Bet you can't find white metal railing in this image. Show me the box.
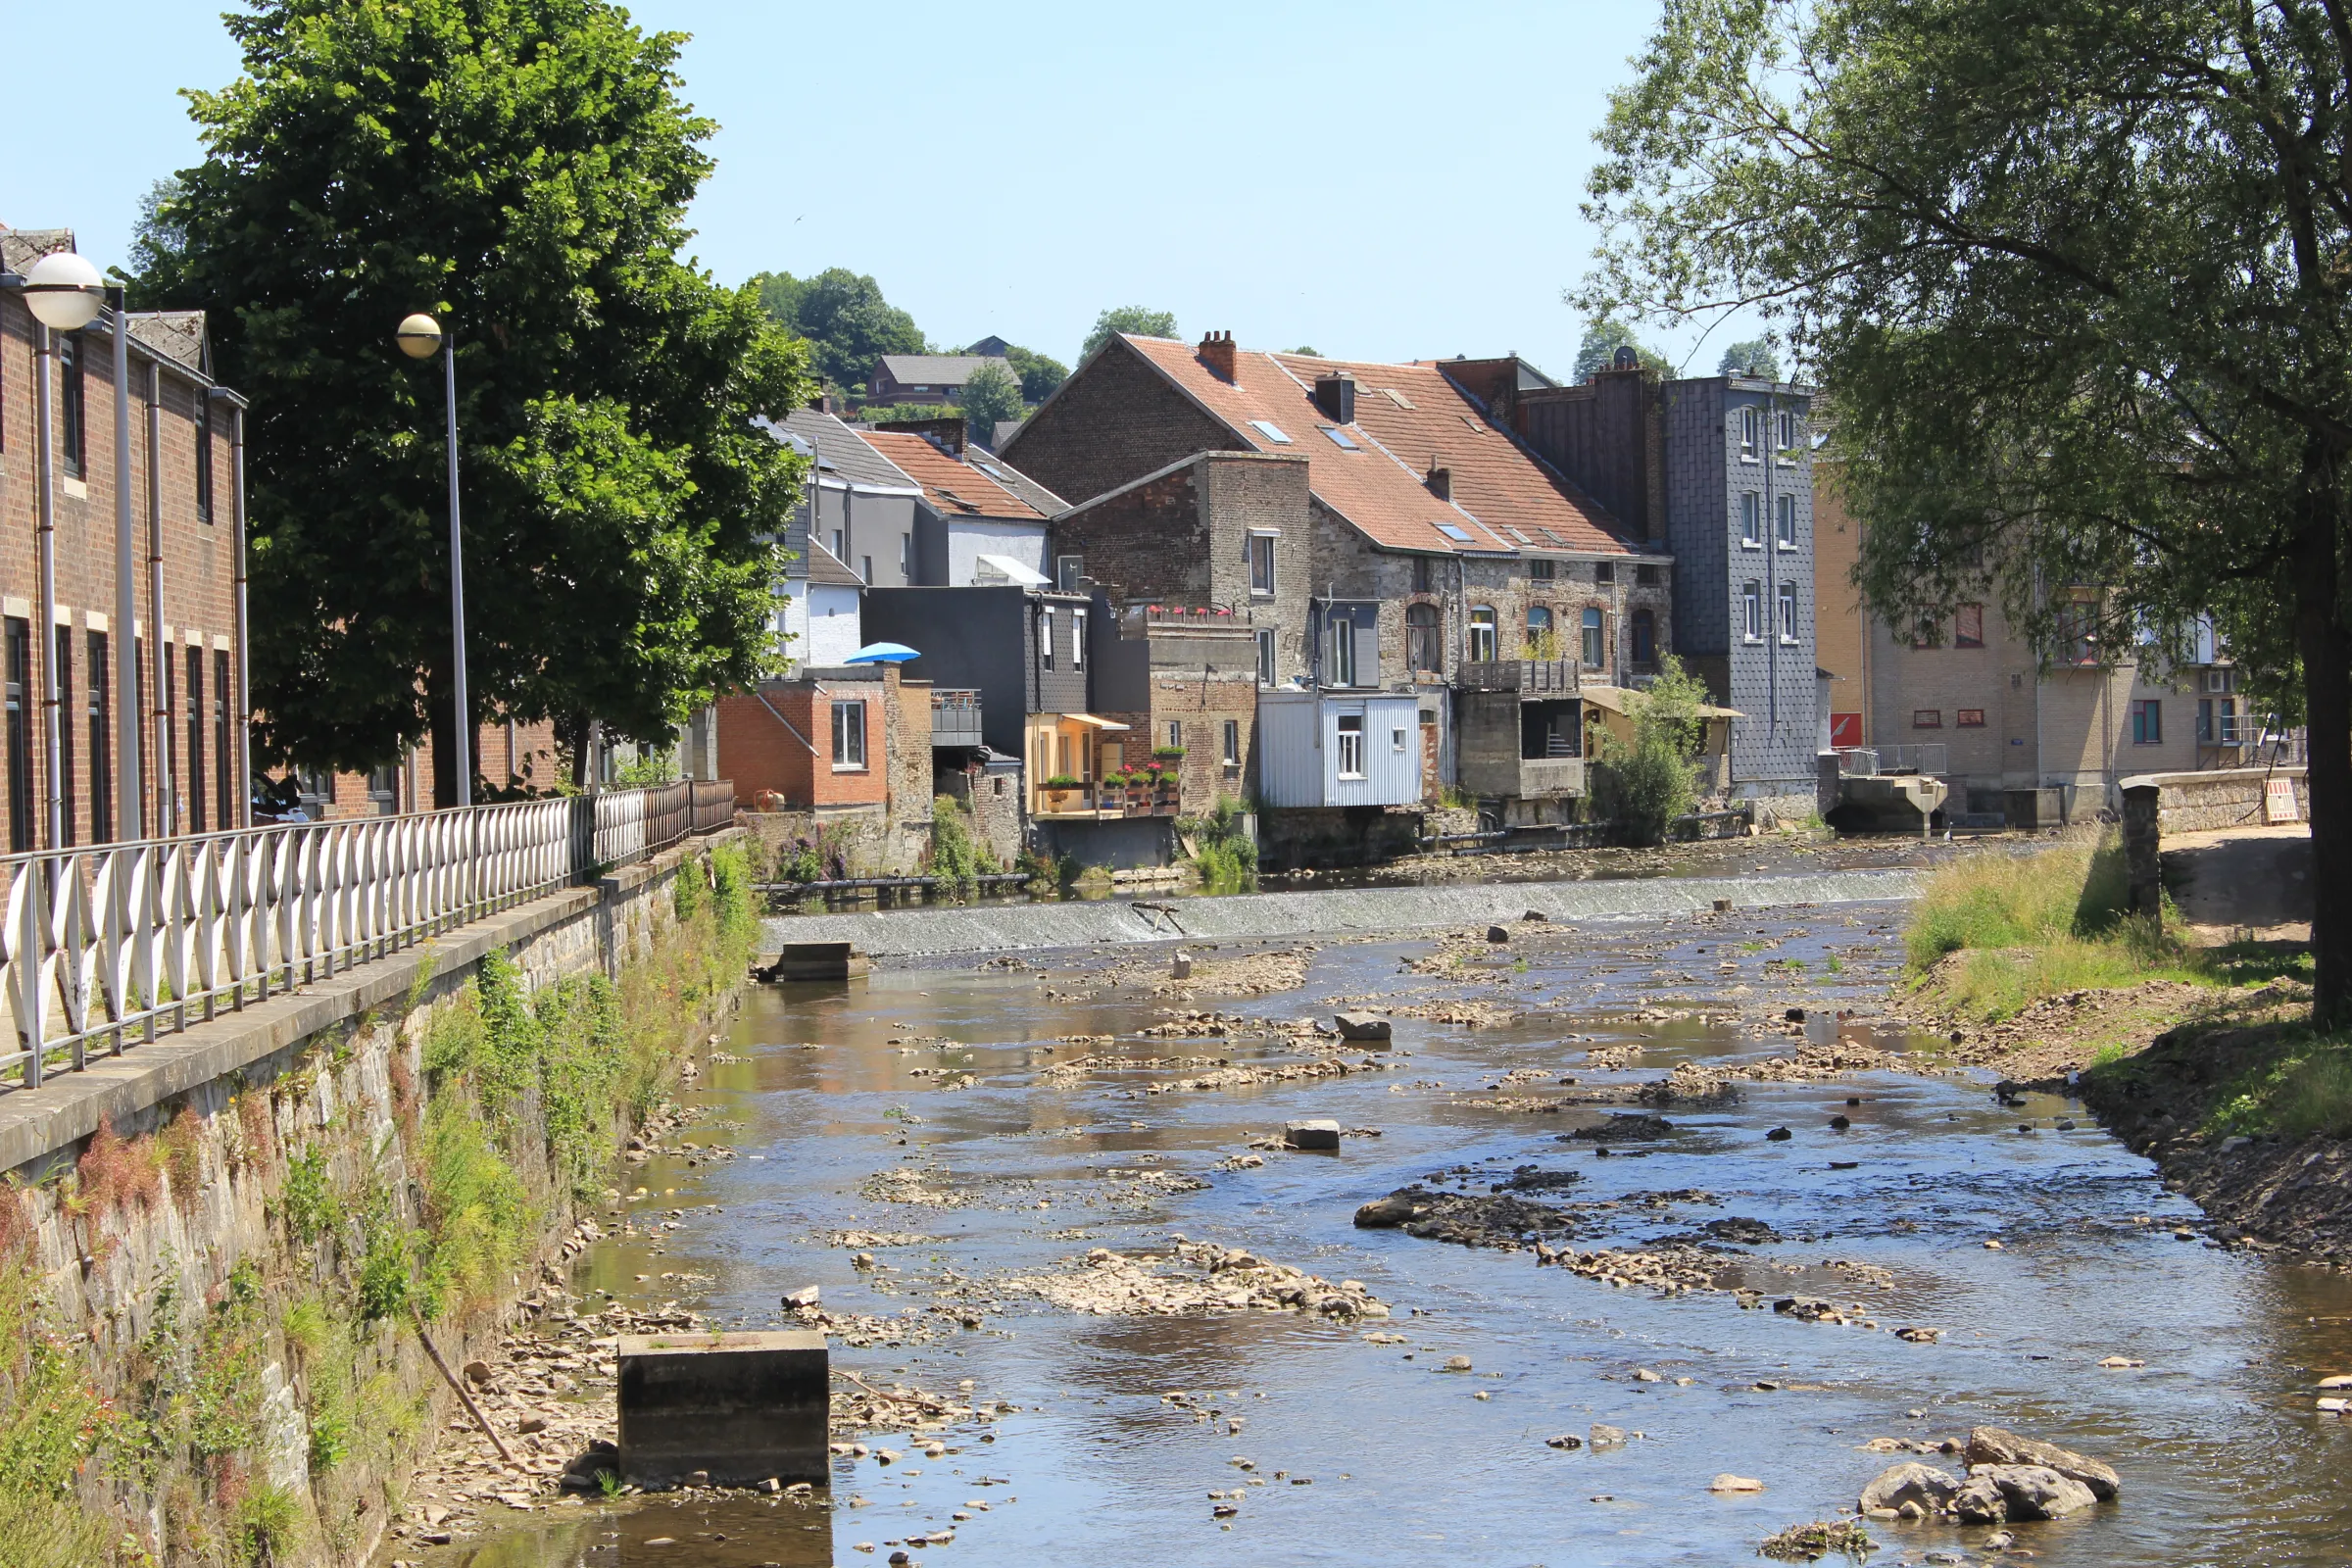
[1838,744,1947,777]
[0,782,733,1092]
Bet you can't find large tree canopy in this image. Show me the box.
[139,0,810,799]
[1583,0,2352,1021]
[752,267,924,393]
[1081,306,1179,363]
[1570,317,1670,382]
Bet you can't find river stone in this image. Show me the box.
[1857,1462,1960,1515]
[1590,1424,1628,1448]
[1486,925,1511,943]
[1709,1473,1765,1493]
[1170,952,1193,980]
[1974,1463,2098,1519]
[1352,1194,1420,1228]
[1284,1120,1342,1151]
[1964,1424,2121,1499]
[1334,1011,1394,1043]
[1950,1473,2008,1523]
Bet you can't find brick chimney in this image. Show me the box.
[1199,329,1237,381]
[1426,460,1452,502]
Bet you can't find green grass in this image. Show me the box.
[1903,831,2218,1020]
[2204,1027,2352,1140]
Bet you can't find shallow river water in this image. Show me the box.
[412,895,2352,1568]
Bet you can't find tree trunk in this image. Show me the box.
[563,712,594,793]
[2292,447,2352,1027]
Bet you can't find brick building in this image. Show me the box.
[867,353,1016,408]
[0,225,244,848]
[1009,331,1672,819]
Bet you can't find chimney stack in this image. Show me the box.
[1426,460,1452,502]
[1199,329,1237,381]
[1313,371,1357,425]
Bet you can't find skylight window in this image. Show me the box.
[1459,416,1485,433]
[1380,387,1416,410]
[1318,426,1359,450]
[1436,522,1473,542]
[972,460,1009,480]
[1249,419,1294,444]
[1505,527,1533,544]
[1540,527,1565,546]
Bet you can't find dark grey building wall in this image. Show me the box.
[1661,377,1818,790]
[863,587,1034,756]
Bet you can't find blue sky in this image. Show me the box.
[3,2,1734,378]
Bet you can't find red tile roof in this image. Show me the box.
[1117,336,1640,557]
[858,430,1054,522]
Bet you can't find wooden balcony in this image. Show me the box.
[1457,659,1580,694]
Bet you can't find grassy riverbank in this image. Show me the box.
[1899,831,2352,1257]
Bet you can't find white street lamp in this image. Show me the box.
[21,251,104,333]
[396,313,470,808]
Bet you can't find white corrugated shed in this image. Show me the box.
[1256,691,1422,808]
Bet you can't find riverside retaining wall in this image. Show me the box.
[2118,765,2308,836]
[0,829,750,1566]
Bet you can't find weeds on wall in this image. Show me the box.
[1178,796,1258,892]
[927,795,994,894]
[1588,656,1706,847]
[0,841,762,1565]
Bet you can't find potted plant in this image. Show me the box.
[1042,774,1083,812]
[1152,757,1183,811]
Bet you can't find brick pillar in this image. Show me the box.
[2122,781,2162,922]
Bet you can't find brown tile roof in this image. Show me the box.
[1118,336,1641,557]
[858,430,1057,522]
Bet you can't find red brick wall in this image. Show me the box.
[0,296,241,846]
[717,680,889,809]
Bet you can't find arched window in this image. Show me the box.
[1526,606,1554,659]
[1580,606,1606,668]
[1405,604,1442,673]
[1468,606,1497,663]
[1631,607,1655,666]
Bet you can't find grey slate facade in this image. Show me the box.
[860,586,1092,757]
[1660,375,1818,804]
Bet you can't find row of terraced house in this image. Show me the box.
[710,329,1829,870]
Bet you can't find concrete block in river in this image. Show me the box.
[618,1330,829,1487]
[761,942,870,982]
[1285,1119,1343,1151]
[1334,1011,1392,1043]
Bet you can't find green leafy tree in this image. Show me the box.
[1003,343,1067,402]
[1081,306,1180,363]
[1590,654,1705,846]
[1288,345,1322,357]
[957,361,1026,448]
[1717,337,1779,378]
[138,0,811,802]
[752,267,924,393]
[1571,317,1671,381]
[1581,0,2352,1018]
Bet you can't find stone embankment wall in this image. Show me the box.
[2118,765,2308,836]
[0,831,758,1567]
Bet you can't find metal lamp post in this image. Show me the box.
[396,313,470,808]
[10,252,125,851]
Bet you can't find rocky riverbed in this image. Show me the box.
[379,879,2352,1568]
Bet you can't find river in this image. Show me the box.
[402,876,2352,1568]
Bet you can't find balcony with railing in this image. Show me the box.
[931,688,984,747]
[1457,659,1580,694]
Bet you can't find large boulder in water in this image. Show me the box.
[1950,1473,2008,1523]
[1857,1462,1960,1515]
[1964,1425,2120,1499]
[1974,1463,2098,1519]
[1334,1011,1393,1043]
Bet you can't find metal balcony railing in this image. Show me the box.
[1457,659,1580,694]
[0,780,734,1092]
[1837,745,1947,776]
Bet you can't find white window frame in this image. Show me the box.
[1221,718,1241,766]
[1039,606,1054,671]
[1073,608,1087,667]
[900,532,912,577]
[1742,581,1763,643]
[1740,492,1762,548]
[1775,494,1797,550]
[1775,408,1797,462]
[1580,607,1605,668]
[1391,724,1408,754]
[1249,531,1278,597]
[1336,713,1365,779]
[831,699,867,770]
[1778,579,1799,643]
[1468,606,1497,663]
[1328,612,1356,687]
[1739,405,1760,461]
[1255,627,1276,686]
[1056,554,1084,591]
